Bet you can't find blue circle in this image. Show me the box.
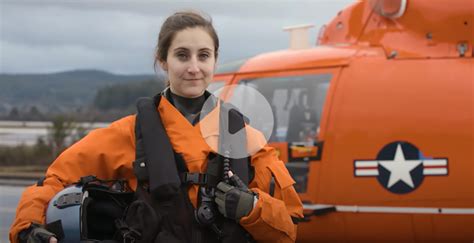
[375,141,424,194]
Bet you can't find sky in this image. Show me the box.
[0,0,355,75]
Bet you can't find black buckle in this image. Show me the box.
[78,175,97,185]
[182,172,208,185]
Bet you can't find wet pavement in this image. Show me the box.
[0,184,31,242]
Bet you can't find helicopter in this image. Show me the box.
[211,0,474,241]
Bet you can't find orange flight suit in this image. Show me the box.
[10,97,303,243]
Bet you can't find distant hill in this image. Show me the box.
[0,69,165,114]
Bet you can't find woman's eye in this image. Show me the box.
[199,53,210,60]
[177,53,188,60]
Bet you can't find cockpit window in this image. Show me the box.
[238,74,332,193]
[242,73,332,143]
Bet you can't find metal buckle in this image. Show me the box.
[184,173,208,185]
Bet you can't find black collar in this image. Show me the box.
[160,88,218,125]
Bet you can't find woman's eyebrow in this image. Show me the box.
[173,47,212,53]
[173,47,189,52]
[199,48,213,52]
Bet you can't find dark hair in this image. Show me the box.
[154,10,219,69]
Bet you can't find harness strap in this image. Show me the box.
[218,103,250,185]
[136,96,181,199]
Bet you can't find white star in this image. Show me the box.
[378,144,422,188]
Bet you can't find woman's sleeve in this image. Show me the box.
[9,115,136,243]
[240,145,304,242]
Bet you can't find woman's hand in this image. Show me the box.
[19,223,57,243]
[215,172,257,220]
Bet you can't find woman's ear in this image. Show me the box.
[159,60,168,71]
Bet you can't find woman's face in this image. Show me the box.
[160,27,216,98]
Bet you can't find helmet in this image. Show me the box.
[45,178,134,242]
[46,184,83,243]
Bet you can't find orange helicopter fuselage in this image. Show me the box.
[213,0,473,241]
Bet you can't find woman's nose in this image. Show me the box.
[187,57,200,73]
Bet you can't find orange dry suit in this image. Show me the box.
[10,92,303,243]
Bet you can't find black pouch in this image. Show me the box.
[121,183,196,243]
[120,199,161,243]
[151,185,191,243]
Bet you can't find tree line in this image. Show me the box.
[1,79,166,122]
[94,79,165,111]
[0,79,166,167]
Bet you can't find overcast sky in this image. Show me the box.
[1,0,354,75]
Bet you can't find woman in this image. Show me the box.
[10,11,303,243]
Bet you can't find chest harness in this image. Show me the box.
[116,92,255,243]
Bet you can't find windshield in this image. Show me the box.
[242,73,332,143]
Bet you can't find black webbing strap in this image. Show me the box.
[205,153,223,188]
[219,103,250,186]
[136,97,181,198]
[175,151,211,186]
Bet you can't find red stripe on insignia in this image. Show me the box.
[424,165,447,169]
[355,166,378,170]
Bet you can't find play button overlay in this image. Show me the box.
[200,84,274,159]
[228,108,246,134]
